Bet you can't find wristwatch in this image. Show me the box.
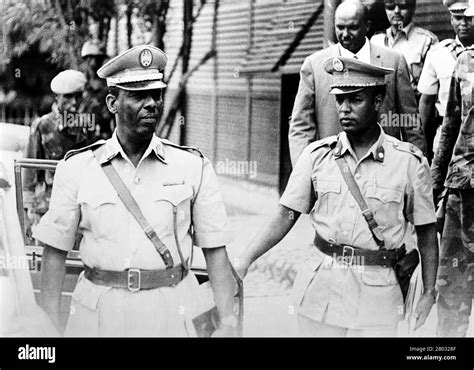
[220,315,238,329]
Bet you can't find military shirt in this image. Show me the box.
[432,48,474,190]
[23,104,91,213]
[418,38,465,117]
[281,127,435,329]
[372,22,438,92]
[33,132,230,336]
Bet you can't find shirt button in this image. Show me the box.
[355,173,361,180]
[134,176,141,185]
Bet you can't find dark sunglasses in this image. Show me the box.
[385,3,409,10]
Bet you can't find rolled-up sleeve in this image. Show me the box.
[417,52,438,95]
[406,157,436,226]
[279,147,315,214]
[192,158,230,249]
[32,159,80,251]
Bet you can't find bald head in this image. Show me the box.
[335,0,371,53]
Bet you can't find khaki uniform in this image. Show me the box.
[372,22,438,94]
[281,128,436,335]
[33,132,230,336]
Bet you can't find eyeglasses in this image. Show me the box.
[385,3,409,11]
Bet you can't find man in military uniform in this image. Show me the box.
[432,2,474,337]
[372,0,438,100]
[80,40,113,140]
[23,70,89,239]
[34,45,238,337]
[289,0,425,166]
[238,57,438,336]
[418,0,474,162]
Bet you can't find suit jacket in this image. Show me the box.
[288,42,426,165]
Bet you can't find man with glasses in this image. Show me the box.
[372,0,438,101]
[418,0,474,162]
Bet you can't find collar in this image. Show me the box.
[338,37,371,63]
[388,22,414,44]
[334,124,386,163]
[455,36,467,49]
[96,130,167,165]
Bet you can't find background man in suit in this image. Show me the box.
[289,0,425,165]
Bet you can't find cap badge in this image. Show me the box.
[333,58,344,72]
[139,49,153,68]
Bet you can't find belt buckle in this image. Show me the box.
[127,269,141,292]
[342,246,355,266]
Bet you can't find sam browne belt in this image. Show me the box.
[314,233,405,267]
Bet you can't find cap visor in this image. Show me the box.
[116,80,167,91]
[329,86,367,95]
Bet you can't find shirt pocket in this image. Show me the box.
[313,179,341,214]
[77,185,119,240]
[150,184,194,238]
[292,249,326,308]
[365,186,403,228]
[357,268,404,326]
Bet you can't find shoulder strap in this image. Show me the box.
[92,148,174,269]
[334,153,385,249]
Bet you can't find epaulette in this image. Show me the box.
[391,141,423,162]
[160,138,204,158]
[310,136,338,153]
[414,26,437,40]
[440,38,454,49]
[64,140,106,161]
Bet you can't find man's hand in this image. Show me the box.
[413,293,436,331]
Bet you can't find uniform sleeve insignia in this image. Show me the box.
[64,140,107,161]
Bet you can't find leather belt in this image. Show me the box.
[84,264,187,292]
[314,234,404,268]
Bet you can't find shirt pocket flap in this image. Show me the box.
[360,268,398,286]
[305,248,326,271]
[152,184,193,206]
[71,273,109,310]
[314,180,341,194]
[77,185,118,209]
[366,186,402,204]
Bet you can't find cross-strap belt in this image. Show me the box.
[93,148,174,269]
[333,152,385,249]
